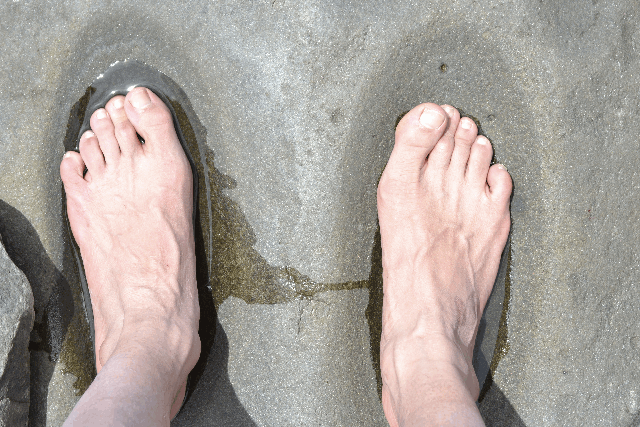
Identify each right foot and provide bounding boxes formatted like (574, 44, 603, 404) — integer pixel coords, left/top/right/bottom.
(377, 104, 512, 426)
(60, 87, 200, 419)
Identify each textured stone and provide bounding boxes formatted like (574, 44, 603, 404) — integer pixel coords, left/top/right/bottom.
(1, 1, 640, 426)
(176, 291, 386, 426)
(0, 237, 34, 427)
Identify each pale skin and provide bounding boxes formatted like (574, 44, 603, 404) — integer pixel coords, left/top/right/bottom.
(61, 88, 200, 426)
(378, 103, 512, 426)
(60, 89, 510, 426)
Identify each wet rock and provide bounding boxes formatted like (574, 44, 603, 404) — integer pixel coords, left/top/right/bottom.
(3, 1, 640, 425)
(0, 238, 34, 427)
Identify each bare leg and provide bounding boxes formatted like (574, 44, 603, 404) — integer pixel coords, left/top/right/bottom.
(377, 104, 512, 426)
(61, 87, 200, 426)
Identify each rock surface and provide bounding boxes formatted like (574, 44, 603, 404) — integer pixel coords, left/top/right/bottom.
(1, 1, 640, 426)
(0, 238, 34, 427)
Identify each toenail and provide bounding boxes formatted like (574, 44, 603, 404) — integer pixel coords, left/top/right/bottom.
(419, 109, 445, 129)
(63, 151, 73, 159)
(95, 109, 107, 119)
(496, 164, 507, 171)
(112, 97, 124, 109)
(443, 105, 455, 115)
(477, 136, 488, 145)
(82, 130, 95, 139)
(460, 118, 473, 129)
(129, 88, 152, 110)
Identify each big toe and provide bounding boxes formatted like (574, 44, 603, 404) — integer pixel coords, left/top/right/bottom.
(123, 87, 180, 153)
(384, 103, 448, 183)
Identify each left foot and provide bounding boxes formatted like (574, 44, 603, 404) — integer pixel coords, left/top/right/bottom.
(60, 87, 200, 419)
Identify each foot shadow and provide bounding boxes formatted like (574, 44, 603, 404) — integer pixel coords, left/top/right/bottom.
(172, 317, 257, 427)
(479, 373, 528, 427)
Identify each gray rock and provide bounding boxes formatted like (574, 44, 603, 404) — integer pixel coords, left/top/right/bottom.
(175, 291, 386, 426)
(1, 0, 640, 425)
(0, 237, 34, 427)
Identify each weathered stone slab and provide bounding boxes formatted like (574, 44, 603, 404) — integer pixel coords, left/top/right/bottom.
(0, 237, 34, 427)
(2, 1, 640, 426)
(175, 290, 386, 426)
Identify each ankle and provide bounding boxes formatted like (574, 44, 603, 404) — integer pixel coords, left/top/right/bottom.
(381, 336, 480, 427)
(132, 317, 197, 354)
(381, 331, 479, 404)
(112, 319, 200, 379)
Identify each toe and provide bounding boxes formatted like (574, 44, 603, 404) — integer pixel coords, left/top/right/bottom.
(466, 136, 494, 186)
(425, 105, 459, 177)
(385, 103, 448, 183)
(123, 87, 180, 154)
(448, 117, 478, 176)
(90, 108, 121, 166)
(79, 130, 105, 176)
(486, 164, 513, 203)
(60, 151, 87, 188)
(105, 95, 142, 156)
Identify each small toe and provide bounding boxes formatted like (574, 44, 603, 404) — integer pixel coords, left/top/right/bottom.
(486, 164, 513, 202)
(78, 130, 105, 176)
(425, 105, 459, 177)
(123, 87, 180, 154)
(385, 103, 448, 182)
(90, 108, 120, 166)
(60, 151, 86, 187)
(105, 95, 142, 156)
(448, 117, 478, 175)
(466, 136, 494, 185)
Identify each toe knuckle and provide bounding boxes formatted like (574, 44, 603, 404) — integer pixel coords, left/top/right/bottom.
(151, 109, 173, 127)
(116, 122, 136, 138)
(377, 178, 398, 204)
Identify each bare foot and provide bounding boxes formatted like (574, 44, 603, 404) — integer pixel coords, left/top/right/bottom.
(60, 87, 200, 420)
(377, 104, 512, 426)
